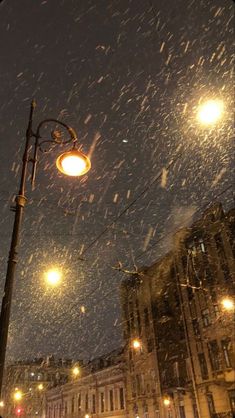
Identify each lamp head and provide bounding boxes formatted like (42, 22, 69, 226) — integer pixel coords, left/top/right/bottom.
(56, 149, 91, 177)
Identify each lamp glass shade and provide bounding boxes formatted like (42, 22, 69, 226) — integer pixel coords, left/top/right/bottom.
(56, 149, 91, 176)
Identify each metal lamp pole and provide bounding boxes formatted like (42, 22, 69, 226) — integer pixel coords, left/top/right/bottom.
(0, 101, 89, 399)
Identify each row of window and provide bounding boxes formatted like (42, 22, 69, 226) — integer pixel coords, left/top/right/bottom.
(47, 387, 125, 418)
(198, 338, 232, 380)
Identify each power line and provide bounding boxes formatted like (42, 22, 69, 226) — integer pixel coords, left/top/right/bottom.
(78, 150, 184, 259)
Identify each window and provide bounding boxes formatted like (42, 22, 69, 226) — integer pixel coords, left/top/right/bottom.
(147, 336, 153, 352)
(100, 392, 105, 413)
(71, 397, 74, 413)
(208, 340, 221, 371)
(228, 389, 235, 413)
(92, 394, 96, 413)
(198, 238, 206, 253)
(77, 394, 81, 410)
(136, 301, 141, 334)
(192, 318, 200, 336)
(144, 307, 150, 327)
(85, 393, 88, 411)
(202, 309, 211, 327)
(221, 339, 231, 368)
(64, 402, 67, 416)
(173, 361, 179, 383)
(213, 304, 219, 318)
(206, 393, 215, 417)
(198, 353, 208, 379)
(109, 390, 114, 411)
(179, 405, 186, 418)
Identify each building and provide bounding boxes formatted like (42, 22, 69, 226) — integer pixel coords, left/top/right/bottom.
(45, 349, 127, 418)
(120, 203, 235, 418)
(3, 356, 72, 418)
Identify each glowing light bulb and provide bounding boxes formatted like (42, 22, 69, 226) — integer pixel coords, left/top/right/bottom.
(132, 339, 141, 350)
(197, 99, 224, 125)
(14, 391, 23, 401)
(72, 366, 80, 376)
(163, 398, 170, 406)
(221, 297, 234, 311)
(38, 384, 44, 391)
(56, 150, 91, 177)
(45, 269, 62, 286)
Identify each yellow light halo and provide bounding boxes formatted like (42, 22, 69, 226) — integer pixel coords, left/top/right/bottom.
(197, 99, 224, 125)
(45, 269, 62, 287)
(56, 149, 91, 177)
(221, 297, 234, 311)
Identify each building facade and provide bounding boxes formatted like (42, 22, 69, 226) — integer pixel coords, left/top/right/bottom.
(3, 356, 72, 418)
(121, 203, 235, 418)
(45, 350, 127, 418)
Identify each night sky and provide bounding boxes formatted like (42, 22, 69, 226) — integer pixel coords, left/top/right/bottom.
(0, 0, 233, 362)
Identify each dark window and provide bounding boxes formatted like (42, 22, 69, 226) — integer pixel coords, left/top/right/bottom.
(71, 397, 74, 413)
(129, 302, 134, 330)
(228, 389, 235, 413)
(214, 233, 225, 257)
(206, 393, 215, 417)
(208, 340, 221, 371)
(64, 402, 67, 416)
(78, 394, 81, 410)
(181, 255, 187, 272)
(198, 353, 208, 379)
(85, 393, 88, 411)
(100, 392, 105, 413)
(109, 390, 114, 411)
(192, 318, 200, 336)
(179, 405, 186, 418)
(144, 308, 150, 327)
(202, 309, 211, 327)
(136, 300, 141, 334)
(92, 394, 96, 413)
(147, 337, 153, 353)
(221, 339, 231, 368)
(119, 387, 125, 410)
(193, 404, 199, 418)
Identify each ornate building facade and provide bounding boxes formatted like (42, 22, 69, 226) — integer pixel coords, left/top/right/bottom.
(45, 349, 127, 418)
(121, 203, 235, 418)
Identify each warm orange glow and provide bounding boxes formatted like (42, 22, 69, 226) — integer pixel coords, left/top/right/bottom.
(72, 366, 80, 376)
(132, 338, 141, 350)
(56, 149, 91, 177)
(197, 99, 224, 125)
(38, 384, 44, 391)
(45, 269, 62, 286)
(221, 297, 234, 311)
(0, 400, 4, 408)
(13, 391, 23, 401)
(163, 397, 171, 406)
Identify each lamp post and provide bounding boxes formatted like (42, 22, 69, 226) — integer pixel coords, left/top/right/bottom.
(0, 100, 91, 399)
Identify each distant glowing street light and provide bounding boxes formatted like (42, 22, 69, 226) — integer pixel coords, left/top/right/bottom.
(197, 99, 224, 126)
(72, 366, 80, 377)
(221, 297, 234, 312)
(163, 397, 171, 407)
(45, 269, 62, 287)
(0, 100, 91, 399)
(132, 338, 141, 350)
(0, 400, 4, 407)
(14, 390, 23, 401)
(84, 414, 90, 418)
(38, 384, 44, 391)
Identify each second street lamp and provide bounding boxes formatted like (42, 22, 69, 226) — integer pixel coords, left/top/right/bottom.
(0, 100, 91, 400)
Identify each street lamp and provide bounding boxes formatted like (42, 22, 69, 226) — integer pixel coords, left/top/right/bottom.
(45, 268, 62, 287)
(0, 100, 91, 399)
(221, 297, 234, 312)
(197, 99, 224, 126)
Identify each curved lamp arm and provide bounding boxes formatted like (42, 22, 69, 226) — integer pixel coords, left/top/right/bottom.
(30, 108, 79, 187)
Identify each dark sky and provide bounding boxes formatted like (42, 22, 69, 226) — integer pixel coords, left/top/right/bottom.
(0, 0, 233, 362)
